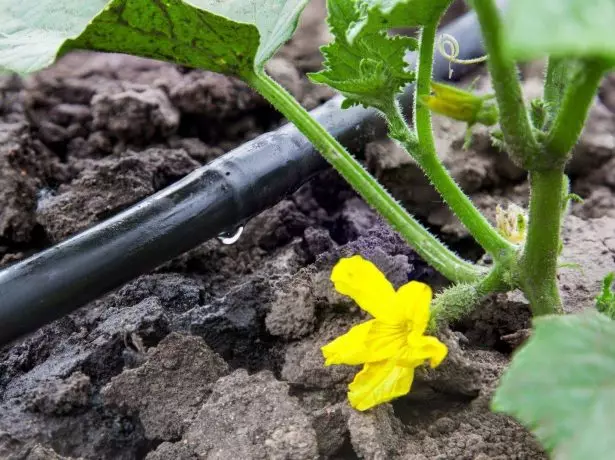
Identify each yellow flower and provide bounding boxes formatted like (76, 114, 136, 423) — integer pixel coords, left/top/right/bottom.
(321, 256, 448, 411)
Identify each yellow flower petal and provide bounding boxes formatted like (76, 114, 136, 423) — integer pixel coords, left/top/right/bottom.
(401, 335, 448, 368)
(361, 321, 407, 362)
(348, 360, 414, 411)
(331, 256, 402, 323)
(321, 320, 407, 365)
(395, 281, 432, 335)
(321, 320, 374, 366)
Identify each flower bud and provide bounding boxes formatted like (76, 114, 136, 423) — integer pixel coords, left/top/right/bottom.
(421, 81, 498, 126)
(496, 203, 528, 245)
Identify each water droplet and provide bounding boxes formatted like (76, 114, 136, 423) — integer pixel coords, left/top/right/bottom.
(217, 226, 243, 245)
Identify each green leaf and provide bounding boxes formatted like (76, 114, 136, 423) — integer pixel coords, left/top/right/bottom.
(505, 0, 615, 63)
(596, 272, 615, 318)
(0, 0, 108, 73)
(492, 311, 615, 459)
(308, 0, 418, 110)
(1, 0, 308, 77)
(347, 0, 451, 41)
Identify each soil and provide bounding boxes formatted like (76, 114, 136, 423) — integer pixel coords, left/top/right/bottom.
(1, 1, 614, 459)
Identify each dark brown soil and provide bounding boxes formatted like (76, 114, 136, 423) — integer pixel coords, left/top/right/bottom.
(1, 1, 614, 459)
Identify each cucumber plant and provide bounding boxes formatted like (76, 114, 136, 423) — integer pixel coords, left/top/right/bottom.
(2, 0, 615, 456)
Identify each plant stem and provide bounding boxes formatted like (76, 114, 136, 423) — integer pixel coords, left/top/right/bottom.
(543, 57, 570, 126)
(245, 70, 485, 283)
(402, 19, 514, 260)
(470, 0, 540, 168)
(520, 169, 565, 316)
(413, 20, 437, 136)
(428, 263, 510, 331)
(387, 106, 513, 260)
(545, 61, 606, 161)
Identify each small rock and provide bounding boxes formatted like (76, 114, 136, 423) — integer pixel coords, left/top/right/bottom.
(429, 417, 458, 436)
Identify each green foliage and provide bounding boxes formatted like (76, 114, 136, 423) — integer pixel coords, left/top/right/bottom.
(0, 0, 309, 76)
(492, 311, 615, 459)
(308, 0, 418, 110)
(596, 272, 615, 318)
(347, 0, 451, 40)
(505, 0, 615, 64)
(0, 0, 108, 73)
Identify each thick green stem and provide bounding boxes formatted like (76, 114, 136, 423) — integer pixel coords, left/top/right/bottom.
(470, 0, 540, 167)
(520, 170, 565, 316)
(406, 19, 514, 260)
(245, 70, 484, 283)
(545, 61, 606, 160)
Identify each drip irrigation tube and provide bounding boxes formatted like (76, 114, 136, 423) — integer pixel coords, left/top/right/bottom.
(0, 9, 492, 345)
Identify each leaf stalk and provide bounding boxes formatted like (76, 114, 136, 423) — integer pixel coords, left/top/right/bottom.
(245, 70, 485, 283)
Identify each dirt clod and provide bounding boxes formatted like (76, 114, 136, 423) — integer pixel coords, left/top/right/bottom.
(37, 148, 199, 241)
(26, 371, 91, 416)
(102, 333, 229, 441)
(149, 370, 319, 460)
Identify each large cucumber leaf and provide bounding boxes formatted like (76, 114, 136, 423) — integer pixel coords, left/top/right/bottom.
(492, 311, 615, 459)
(0, 0, 108, 73)
(347, 0, 451, 40)
(505, 0, 615, 64)
(1, 0, 309, 77)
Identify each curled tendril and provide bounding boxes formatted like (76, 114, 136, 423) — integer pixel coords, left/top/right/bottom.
(437, 34, 488, 79)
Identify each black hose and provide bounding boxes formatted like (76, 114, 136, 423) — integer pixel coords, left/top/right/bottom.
(0, 9, 491, 345)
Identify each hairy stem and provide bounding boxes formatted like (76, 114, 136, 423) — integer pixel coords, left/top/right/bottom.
(543, 57, 570, 126)
(246, 70, 484, 283)
(470, 0, 540, 167)
(387, 105, 514, 260)
(428, 264, 510, 331)
(545, 61, 606, 161)
(520, 170, 565, 316)
(406, 19, 514, 260)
